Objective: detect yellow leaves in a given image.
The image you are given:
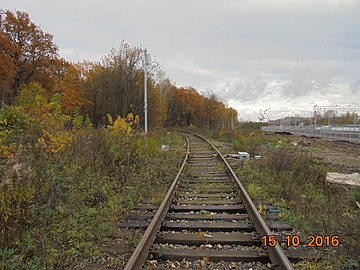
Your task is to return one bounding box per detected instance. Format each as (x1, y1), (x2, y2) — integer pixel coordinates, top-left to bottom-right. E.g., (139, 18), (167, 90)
(0, 131), (14, 158)
(134, 115), (140, 125)
(258, 203), (267, 215)
(126, 113), (133, 122)
(50, 134), (72, 153)
(107, 115), (132, 135)
(107, 114), (113, 125)
(197, 230), (205, 238)
(126, 113), (139, 128)
(113, 116), (131, 133)
(38, 129), (72, 153)
(0, 119), (8, 125)
(111, 117), (125, 131)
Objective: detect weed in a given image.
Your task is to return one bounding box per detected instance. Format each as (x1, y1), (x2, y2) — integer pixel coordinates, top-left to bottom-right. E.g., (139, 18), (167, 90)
(246, 183), (262, 200)
(220, 127), (360, 266)
(199, 210), (210, 215)
(0, 121), (183, 269)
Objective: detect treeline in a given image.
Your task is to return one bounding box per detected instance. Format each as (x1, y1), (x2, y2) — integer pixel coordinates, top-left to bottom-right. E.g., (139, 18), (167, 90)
(0, 9), (203, 269)
(315, 112), (359, 126)
(0, 9), (238, 131)
(272, 112), (359, 126)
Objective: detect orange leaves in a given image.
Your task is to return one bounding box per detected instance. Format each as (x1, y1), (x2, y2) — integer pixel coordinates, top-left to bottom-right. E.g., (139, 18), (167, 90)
(0, 143), (14, 158)
(171, 87), (206, 126)
(51, 63), (91, 114)
(164, 84), (238, 130)
(0, 9), (59, 102)
(0, 31), (17, 78)
(1, 9), (58, 61)
(0, 31), (18, 102)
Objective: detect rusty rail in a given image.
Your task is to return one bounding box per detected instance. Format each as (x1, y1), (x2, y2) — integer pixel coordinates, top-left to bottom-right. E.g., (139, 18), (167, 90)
(124, 136), (190, 270)
(124, 132), (293, 269)
(195, 134), (293, 270)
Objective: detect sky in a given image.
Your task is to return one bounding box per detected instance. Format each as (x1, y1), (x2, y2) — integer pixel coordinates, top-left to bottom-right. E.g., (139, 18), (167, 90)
(2, 0), (360, 121)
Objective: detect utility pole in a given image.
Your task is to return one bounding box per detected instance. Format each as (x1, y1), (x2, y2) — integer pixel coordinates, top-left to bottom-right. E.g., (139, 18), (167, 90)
(144, 49), (151, 134)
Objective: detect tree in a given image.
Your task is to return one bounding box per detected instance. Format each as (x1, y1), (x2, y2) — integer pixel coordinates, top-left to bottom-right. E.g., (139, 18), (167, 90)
(169, 87), (206, 127)
(157, 78), (177, 126)
(0, 30), (18, 103)
(0, 9), (59, 102)
(84, 43), (155, 128)
(53, 63), (87, 114)
(204, 91), (221, 129)
(148, 84), (167, 130)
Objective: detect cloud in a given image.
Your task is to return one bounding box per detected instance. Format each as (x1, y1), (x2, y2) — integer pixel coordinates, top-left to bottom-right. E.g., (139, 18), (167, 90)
(218, 80), (267, 102)
(2, 0), (360, 120)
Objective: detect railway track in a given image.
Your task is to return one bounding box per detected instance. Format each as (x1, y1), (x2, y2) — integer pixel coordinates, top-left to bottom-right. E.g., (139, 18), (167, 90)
(123, 133), (313, 269)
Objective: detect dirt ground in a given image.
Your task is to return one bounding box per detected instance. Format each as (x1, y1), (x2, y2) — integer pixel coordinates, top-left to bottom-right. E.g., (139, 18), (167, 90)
(290, 135), (360, 173)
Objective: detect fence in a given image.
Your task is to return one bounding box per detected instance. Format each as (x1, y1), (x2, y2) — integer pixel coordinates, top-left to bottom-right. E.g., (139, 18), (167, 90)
(262, 125), (360, 144)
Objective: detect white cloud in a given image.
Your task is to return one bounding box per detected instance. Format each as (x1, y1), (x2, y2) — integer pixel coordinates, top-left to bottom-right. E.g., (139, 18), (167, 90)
(2, 0), (360, 121)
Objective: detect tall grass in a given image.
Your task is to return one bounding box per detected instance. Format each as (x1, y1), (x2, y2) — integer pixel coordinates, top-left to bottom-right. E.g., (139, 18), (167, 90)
(0, 128), (183, 269)
(232, 129), (359, 269)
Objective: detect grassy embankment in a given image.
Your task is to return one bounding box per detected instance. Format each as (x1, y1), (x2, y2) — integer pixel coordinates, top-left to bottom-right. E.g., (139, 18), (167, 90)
(201, 124), (359, 270)
(0, 91), (184, 269)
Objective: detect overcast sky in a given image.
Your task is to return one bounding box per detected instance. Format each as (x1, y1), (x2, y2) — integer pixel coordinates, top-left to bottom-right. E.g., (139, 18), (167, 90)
(2, 0), (360, 120)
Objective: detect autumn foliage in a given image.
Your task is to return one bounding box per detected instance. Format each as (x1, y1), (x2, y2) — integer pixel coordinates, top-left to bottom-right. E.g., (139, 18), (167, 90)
(1, 9), (238, 131)
(0, 9), (239, 268)
(0, 9), (59, 103)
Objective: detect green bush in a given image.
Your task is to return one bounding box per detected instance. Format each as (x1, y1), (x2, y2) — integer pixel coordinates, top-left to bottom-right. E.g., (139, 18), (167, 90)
(0, 111), (183, 269)
(238, 147), (359, 263)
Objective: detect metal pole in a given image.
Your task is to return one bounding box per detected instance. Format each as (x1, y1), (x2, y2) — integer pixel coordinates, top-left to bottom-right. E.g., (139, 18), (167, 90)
(144, 49), (148, 134)
(355, 114), (358, 143)
(314, 106), (317, 137)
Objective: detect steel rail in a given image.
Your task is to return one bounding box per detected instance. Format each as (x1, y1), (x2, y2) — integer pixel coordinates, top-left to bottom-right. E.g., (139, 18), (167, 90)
(124, 136), (190, 270)
(195, 134), (294, 270)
